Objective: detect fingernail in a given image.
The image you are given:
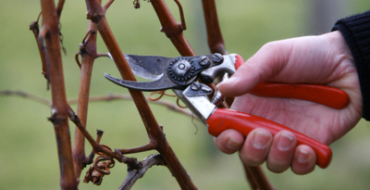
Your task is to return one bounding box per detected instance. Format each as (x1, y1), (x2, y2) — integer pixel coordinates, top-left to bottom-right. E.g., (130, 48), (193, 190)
(252, 131), (272, 149)
(278, 133), (295, 151)
(227, 137), (243, 150)
(297, 149), (310, 163)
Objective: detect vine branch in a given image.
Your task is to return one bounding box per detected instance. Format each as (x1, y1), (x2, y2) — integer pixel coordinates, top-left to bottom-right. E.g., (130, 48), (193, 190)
(72, 18), (99, 179)
(39, 1), (77, 189)
(151, 0), (195, 56)
(118, 154), (166, 190)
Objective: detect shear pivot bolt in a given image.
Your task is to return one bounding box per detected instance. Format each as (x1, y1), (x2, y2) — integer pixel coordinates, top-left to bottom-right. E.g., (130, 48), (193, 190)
(212, 53), (224, 65)
(178, 63), (186, 70)
(172, 59), (191, 77)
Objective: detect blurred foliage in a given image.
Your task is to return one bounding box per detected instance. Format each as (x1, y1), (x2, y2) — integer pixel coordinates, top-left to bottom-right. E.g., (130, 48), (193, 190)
(0, 0), (370, 190)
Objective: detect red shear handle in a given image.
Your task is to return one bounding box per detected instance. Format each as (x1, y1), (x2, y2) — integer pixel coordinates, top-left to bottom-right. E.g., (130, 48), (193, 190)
(234, 54), (245, 69)
(250, 82), (349, 109)
(207, 109), (332, 168)
(233, 54), (349, 109)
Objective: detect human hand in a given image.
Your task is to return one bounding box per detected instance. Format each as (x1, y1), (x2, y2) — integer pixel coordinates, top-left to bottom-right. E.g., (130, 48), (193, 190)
(214, 31), (362, 174)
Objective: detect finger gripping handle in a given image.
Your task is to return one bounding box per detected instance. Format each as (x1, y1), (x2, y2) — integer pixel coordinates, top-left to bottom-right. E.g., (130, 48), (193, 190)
(207, 109), (332, 168)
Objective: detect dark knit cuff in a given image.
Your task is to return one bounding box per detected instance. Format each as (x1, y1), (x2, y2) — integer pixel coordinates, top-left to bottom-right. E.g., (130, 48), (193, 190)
(332, 10), (370, 120)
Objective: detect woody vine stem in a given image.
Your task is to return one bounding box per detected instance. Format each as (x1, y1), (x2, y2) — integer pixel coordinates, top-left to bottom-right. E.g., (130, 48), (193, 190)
(28, 0), (276, 189)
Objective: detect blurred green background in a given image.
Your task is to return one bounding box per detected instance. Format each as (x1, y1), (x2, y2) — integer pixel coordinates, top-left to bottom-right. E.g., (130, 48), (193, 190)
(1, 0), (370, 189)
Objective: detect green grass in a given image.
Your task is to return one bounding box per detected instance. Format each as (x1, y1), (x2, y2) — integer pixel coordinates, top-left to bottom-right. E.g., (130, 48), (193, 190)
(1, 0), (370, 189)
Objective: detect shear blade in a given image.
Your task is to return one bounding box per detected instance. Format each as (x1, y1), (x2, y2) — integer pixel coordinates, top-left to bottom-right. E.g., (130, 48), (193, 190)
(104, 73), (184, 91)
(108, 53), (171, 81)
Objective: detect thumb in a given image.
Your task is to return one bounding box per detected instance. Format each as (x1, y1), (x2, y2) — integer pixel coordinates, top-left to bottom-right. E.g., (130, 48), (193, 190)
(218, 41), (292, 97)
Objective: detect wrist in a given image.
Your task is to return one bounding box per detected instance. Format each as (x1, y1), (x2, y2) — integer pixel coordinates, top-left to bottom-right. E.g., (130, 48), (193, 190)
(332, 11), (370, 120)
(322, 31), (352, 60)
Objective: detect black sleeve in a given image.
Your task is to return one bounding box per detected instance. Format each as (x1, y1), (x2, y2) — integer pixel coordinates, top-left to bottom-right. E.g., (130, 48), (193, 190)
(332, 10), (370, 120)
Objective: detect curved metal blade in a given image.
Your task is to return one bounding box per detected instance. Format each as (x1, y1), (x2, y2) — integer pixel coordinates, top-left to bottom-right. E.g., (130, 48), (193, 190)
(108, 53), (171, 81)
(104, 73), (185, 91)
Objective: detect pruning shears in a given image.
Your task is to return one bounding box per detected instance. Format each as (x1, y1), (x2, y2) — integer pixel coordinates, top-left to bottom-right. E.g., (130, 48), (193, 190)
(104, 53), (349, 168)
